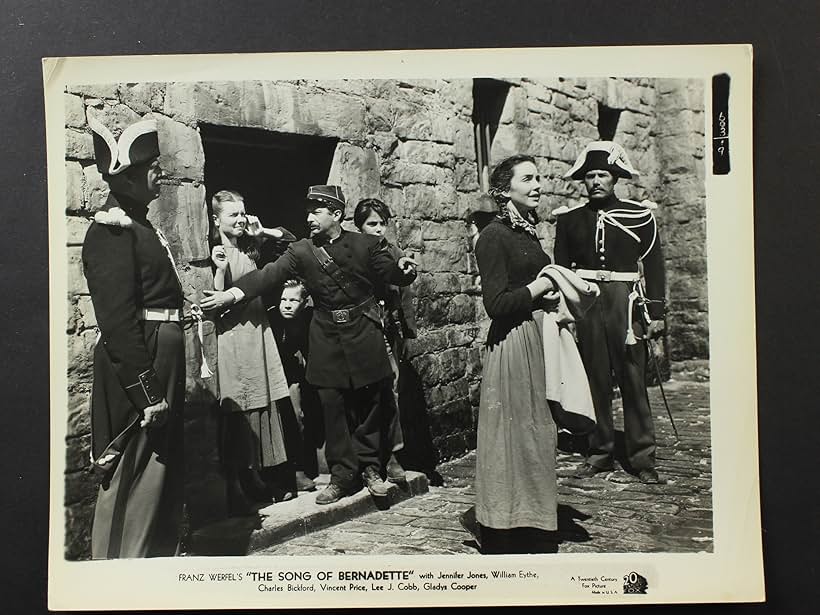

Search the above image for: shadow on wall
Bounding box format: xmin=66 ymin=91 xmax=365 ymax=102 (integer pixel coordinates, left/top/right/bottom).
xmin=395 ymin=360 xmax=444 ymax=486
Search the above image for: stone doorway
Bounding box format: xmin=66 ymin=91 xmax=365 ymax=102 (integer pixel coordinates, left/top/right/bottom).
xmin=201 ymin=124 xmax=339 ymax=246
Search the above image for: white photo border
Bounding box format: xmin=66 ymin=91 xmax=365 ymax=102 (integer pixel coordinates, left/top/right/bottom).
xmin=45 ymin=45 xmax=760 ymax=609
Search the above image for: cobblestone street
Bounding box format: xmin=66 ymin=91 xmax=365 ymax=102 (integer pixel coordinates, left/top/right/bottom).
xmin=256 ymin=380 xmax=712 ymax=556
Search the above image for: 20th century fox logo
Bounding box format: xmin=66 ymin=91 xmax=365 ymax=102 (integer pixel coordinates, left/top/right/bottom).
xmin=623 ymin=572 xmax=649 ymax=594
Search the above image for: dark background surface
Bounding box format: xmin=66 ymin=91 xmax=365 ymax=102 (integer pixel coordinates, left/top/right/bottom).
xmin=1 ymin=1 xmax=817 ymax=613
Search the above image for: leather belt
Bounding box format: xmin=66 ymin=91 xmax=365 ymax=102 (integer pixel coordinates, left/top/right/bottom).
xmin=316 ymin=297 xmax=377 ymax=324
xmin=140 ymin=307 xmax=182 ymax=322
xmin=575 ymin=269 xmax=641 ymax=283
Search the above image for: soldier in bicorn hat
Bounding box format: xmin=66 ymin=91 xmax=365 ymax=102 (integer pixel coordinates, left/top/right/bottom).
xmin=201 ymin=185 xmax=418 ymax=504
xmin=553 ymin=141 xmax=666 ymax=484
xmin=82 ymin=110 xmax=185 ymax=557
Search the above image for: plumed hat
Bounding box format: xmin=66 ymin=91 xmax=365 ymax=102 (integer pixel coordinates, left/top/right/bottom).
xmin=305 ymin=185 xmax=346 ymax=212
xmin=87 ymin=109 xmax=160 ymax=175
xmin=564 ymin=141 xmax=639 ymax=180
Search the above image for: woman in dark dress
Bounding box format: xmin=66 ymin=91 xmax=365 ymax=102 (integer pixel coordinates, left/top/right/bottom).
xmin=471 ymin=154 xmax=560 ymax=554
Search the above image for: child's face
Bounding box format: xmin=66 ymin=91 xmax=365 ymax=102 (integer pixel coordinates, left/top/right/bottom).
xmin=279 ymin=287 xmax=306 ymax=319
xmin=360 ymin=210 xmax=387 ymax=237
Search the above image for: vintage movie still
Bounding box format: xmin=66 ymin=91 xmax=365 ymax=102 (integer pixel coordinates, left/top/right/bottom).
xmin=45 ymin=46 xmax=760 ymax=609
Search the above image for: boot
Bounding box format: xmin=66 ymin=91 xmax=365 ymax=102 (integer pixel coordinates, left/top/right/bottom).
xmin=385 ymin=454 xmax=407 ymax=484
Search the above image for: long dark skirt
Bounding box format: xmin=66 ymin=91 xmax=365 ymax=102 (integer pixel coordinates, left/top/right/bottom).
xmin=475 ymin=311 xmax=558 ymax=532
xmin=219 ymin=401 xmax=289 ymax=470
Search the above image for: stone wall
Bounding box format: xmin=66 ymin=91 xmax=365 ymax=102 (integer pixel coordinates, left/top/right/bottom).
xmin=63 ymin=77 xmax=706 ymax=558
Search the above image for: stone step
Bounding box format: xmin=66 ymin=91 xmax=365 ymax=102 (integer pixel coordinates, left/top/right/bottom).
xmin=186 ymin=471 xmax=429 ymax=556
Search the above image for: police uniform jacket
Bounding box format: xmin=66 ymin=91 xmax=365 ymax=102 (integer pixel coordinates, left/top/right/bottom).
xmin=82 ymin=195 xmax=184 ymax=462
xmin=378 ymin=242 xmax=418 ymax=343
xmin=233 ymin=230 xmax=416 ymax=390
xmin=553 ymin=195 xmax=665 ymax=320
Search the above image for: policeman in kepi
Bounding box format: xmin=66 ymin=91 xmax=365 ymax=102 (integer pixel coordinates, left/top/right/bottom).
xmin=553 ymin=141 xmax=667 ymax=484
xmin=201 ymin=185 xmax=418 ymax=505
xmin=83 ymin=110 xmax=185 ymax=558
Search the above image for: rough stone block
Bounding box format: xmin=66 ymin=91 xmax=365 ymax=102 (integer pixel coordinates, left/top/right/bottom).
xmin=379 ymin=187 xmax=406 ymax=218
xmin=65 ymin=94 xmax=86 ymax=128
xmin=498 ymin=85 xmax=527 ymax=125
xmin=447 ymin=294 xmax=476 ymax=324
xmin=412 ymin=272 xmax=454 ymax=299
xmin=65 ymin=129 xmax=93 ymax=161
xmin=394 ymin=218 xmax=423 ymax=251
xmin=421 ymin=220 xmax=467 ymax=242
xmin=393 ymin=106 xmax=454 ymax=144
xmin=65 ymin=502 xmax=94 ymax=560
xmin=150 ymin=114 xmax=205 ymax=181
xmin=67 ymin=245 xmax=88 ymax=295
xmin=76 ymin=295 xmax=97 ymax=330
xmin=439 ymin=79 xmax=473 ymax=115
xmin=428 ymin=399 xmax=474 ymax=435
xmin=82 ymin=164 xmax=110 ymax=213
xmin=396 ymin=140 xmax=455 ymax=168
xmin=454 ymin=159 xmax=479 ymax=192
xmin=568 ymin=96 xmax=597 ymax=123
xmin=67 ymin=386 xmax=92 ymax=439
xmin=68 ymin=83 xmax=120 ymax=99
xmin=85 ymin=101 xmax=143 ymax=137
xmin=65 ymin=470 xmax=97 ymax=506
xmin=65 ymin=161 xmax=84 ymax=212
xmin=294 ymin=89 xmax=367 ymax=140
xmin=66 ymin=434 xmax=92 ymax=473
xmin=67 ymin=329 xmax=97 ymax=382
xmin=260 ymin=83 xmax=299 ymax=132
xmin=552 ymin=91 xmax=571 ymax=111
xmin=414 ymin=347 xmax=469 ymax=386
xmin=148 ymin=182 xmax=209 ymax=263
xmin=163 ymin=82 xmax=198 ymax=126
xmin=181 ymin=81 xmax=243 ymax=126
xmin=455 ymin=191 xmax=484 ymax=220
xmin=489 ymin=123 xmax=522 ymax=162
xmin=327 ymin=143 xmax=381 ymax=214
xmin=403 ymin=183 xmax=457 ymax=220
xmin=387 ymin=161 xmax=453 ymax=187
xmin=66 ymin=215 xmax=91 ymax=245
xmin=365 ymin=97 xmax=403 ymax=134
xmin=452 ymin=117 xmax=477 ymax=160
xmin=119 ymin=82 xmax=166 ymax=114
xmin=419 ymin=239 xmax=467 ymax=273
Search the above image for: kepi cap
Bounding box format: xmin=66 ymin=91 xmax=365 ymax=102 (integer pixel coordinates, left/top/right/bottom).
xmin=564 ymin=141 xmax=639 ymax=180
xmin=305 ymin=185 xmax=346 ymax=212
xmin=87 ymin=109 xmax=160 ymax=175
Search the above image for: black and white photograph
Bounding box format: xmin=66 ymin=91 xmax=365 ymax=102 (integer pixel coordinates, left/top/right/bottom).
xmin=46 ymin=46 xmax=761 ymax=609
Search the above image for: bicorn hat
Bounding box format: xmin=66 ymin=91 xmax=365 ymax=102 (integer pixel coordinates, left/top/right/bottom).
xmin=305 ymin=185 xmax=346 ymax=212
xmin=87 ymin=110 xmax=160 ymax=176
xmin=564 ymin=141 xmax=639 ymax=180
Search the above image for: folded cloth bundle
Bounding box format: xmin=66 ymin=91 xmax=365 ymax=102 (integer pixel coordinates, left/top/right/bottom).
xmin=537 ymin=264 xmax=600 ymax=435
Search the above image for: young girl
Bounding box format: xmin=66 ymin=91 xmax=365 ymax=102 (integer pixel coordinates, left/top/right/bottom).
xmin=210 ymin=189 xmax=295 ymax=515
xmin=353 ymin=198 xmax=419 ymax=484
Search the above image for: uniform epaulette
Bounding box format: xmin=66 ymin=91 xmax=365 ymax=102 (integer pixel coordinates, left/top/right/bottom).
xmin=551 ymin=202 xmax=586 ymax=216
xmin=622 ymin=198 xmax=658 ymax=210
xmin=93 ymin=207 xmax=133 ymax=228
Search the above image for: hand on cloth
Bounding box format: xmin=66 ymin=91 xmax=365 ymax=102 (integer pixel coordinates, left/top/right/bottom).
xmin=200 ymin=289 xmax=236 ymax=311
xmin=539 ymin=289 xmax=561 ymax=311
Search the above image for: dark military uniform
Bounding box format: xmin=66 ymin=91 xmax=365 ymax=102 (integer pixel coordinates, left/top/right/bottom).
xmin=83 ymin=194 xmax=185 ymax=559
xmin=232 ymin=230 xmax=416 ymax=487
xmin=554 ymin=194 xmax=665 ymax=472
